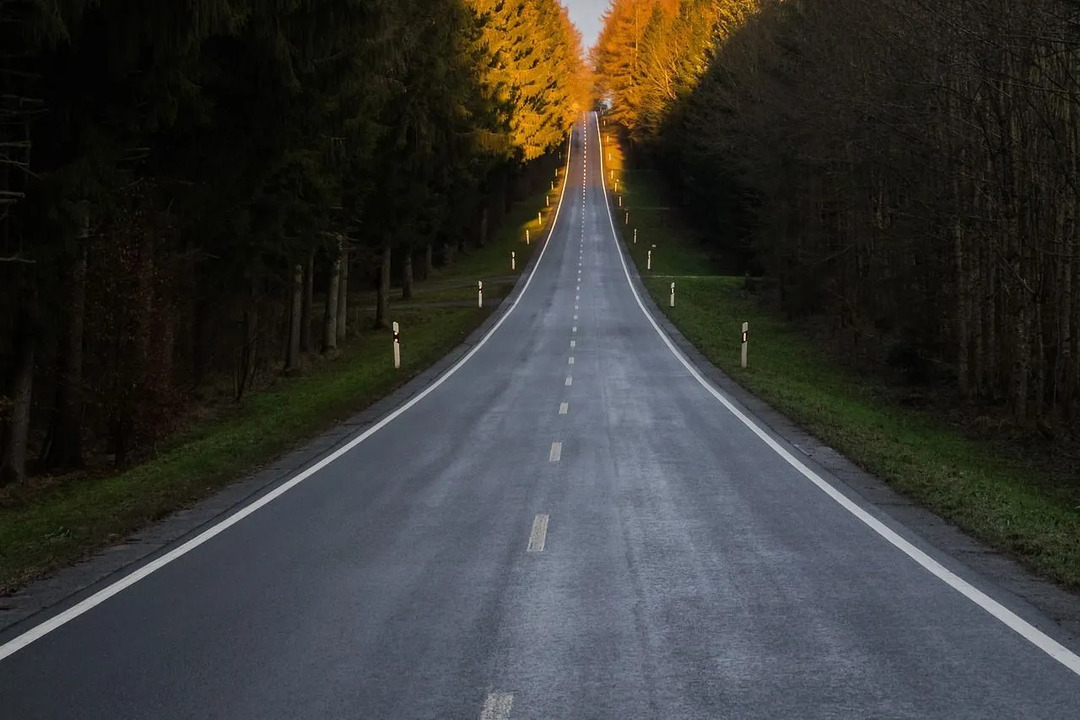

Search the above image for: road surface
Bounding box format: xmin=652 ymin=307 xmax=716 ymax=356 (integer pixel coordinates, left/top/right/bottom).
xmin=1 ymin=112 xmax=1079 ymax=718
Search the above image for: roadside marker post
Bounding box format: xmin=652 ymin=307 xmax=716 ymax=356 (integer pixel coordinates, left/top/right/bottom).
xmin=551 ymin=180 xmax=555 ymax=190
xmin=741 ymin=322 xmax=749 ymax=368
xmin=670 ymin=282 xmax=675 ymax=307
xmin=526 ymin=229 xmax=530 ymax=245
xmin=511 ymin=251 xmax=516 ymax=271
xmin=618 ymin=196 xmax=622 ymax=208
xmin=478 ymin=281 xmax=483 ymax=308
xmin=625 ymin=211 xmax=629 ymax=225
xmin=614 ymin=179 xmax=619 ymax=192
xmin=392 ymin=322 xmax=401 ymax=369
xmin=647 ymin=249 xmax=652 ymax=271
xmin=633 ymin=228 xmax=637 ymax=244
xmin=538 ymin=211 xmax=542 ymax=225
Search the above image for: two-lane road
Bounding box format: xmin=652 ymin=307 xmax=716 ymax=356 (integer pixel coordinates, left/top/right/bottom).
xmin=1 ymin=113 xmax=1079 ymax=718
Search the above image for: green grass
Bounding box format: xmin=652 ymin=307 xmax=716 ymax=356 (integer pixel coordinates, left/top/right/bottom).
xmin=0 ymin=175 xmax=563 ymax=594
xmin=608 ymin=144 xmax=1080 ymax=591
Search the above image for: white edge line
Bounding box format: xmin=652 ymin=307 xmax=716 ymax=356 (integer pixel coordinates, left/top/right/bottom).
xmin=592 ymin=110 xmax=1080 ymax=677
xmin=0 ymin=128 xmax=579 ymax=664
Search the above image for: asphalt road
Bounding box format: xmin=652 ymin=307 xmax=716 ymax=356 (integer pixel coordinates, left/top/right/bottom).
xmin=2 ymin=113 xmax=1080 ymax=719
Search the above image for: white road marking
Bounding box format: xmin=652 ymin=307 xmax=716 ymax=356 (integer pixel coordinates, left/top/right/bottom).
xmin=480 ymin=692 xmax=514 ymax=720
xmin=570 ymin=340 xmax=576 ymax=348
xmin=549 ymin=442 xmax=562 ymax=462
xmin=591 ymin=111 xmax=1080 ymax=678
xmin=574 ymin=313 xmax=578 ymax=319
xmin=559 ymin=402 xmax=568 ymax=415
xmin=0 ymin=118 xmax=581 ymax=667
xmin=568 ymin=356 xmax=574 ymax=365
xmin=572 ymin=326 xmax=577 ymax=333
xmin=527 ymin=514 xmax=549 ymax=552
xmin=565 ymin=376 xmax=573 ymax=386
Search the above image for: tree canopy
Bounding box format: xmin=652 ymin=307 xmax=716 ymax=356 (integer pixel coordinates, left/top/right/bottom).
xmin=0 ymin=0 xmax=587 ymax=483
xmin=595 ymin=0 xmax=1080 ymax=430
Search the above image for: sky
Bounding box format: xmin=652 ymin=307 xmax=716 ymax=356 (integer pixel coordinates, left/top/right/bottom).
xmin=563 ymin=0 xmax=609 ymax=51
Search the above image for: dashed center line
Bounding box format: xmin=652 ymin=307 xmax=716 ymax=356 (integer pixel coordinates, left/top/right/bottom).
xmin=549 ymin=441 xmax=562 ymax=462
xmin=559 ymin=402 xmax=568 ymax=414
xmin=565 ymin=376 xmax=573 ymax=386
xmin=572 ymin=326 xmax=577 ymax=332
xmin=527 ymin=514 xmax=549 ymax=553
xmin=570 ymin=340 xmax=576 ymax=348
xmin=480 ymin=692 xmax=514 ymax=720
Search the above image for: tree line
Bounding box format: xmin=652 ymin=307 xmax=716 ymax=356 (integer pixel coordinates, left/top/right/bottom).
xmin=0 ymin=0 xmax=588 ymax=484
xmin=594 ymin=0 xmax=1080 ymax=433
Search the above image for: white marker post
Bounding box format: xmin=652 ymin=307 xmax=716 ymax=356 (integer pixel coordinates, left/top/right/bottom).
xmin=625 ymin=211 xmax=629 ymax=225
xmin=741 ymin=322 xmax=749 ymax=368
xmin=647 ymin=250 xmax=652 ymax=271
xmin=633 ymin=228 xmax=637 ymax=245
xmin=537 ymin=211 xmax=542 ymax=225
xmin=670 ymin=282 xmax=675 ymax=307
xmin=546 ymin=195 xmax=550 ymax=208
xmin=551 ymin=180 xmax=555 ymax=190
xmin=618 ymin=196 xmax=622 ymax=208
xmin=511 ymin=251 xmax=516 ymax=270
xmin=525 ymin=229 xmax=530 ymax=245
xmin=392 ymin=322 xmax=401 ymax=369
xmin=478 ymin=280 xmax=483 ymax=308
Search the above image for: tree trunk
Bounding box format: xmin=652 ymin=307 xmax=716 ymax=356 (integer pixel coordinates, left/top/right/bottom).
xmin=300 ymin=250 xmax=314 ymax=353
xmin=402 ymin=250 xmax=414 ymax=301
xmin=375 ymin=238 xmax=391 ymax=329
xmin=0 ymin=307 xmax=35 ymax=486
xmin=424 ymin=244 xmax=434 ymax=279
xmin=285 ymin=263 xmax=303 ymax=374
xmin=44 ymin=232 xmax=88 ymax=469
xmin=479 ymin=205 xmax=489 ymax=248
xmin=234 ymin=298 xmax=259 ymax=404
xmin=954 ymin=219 xmax=970 ymax=397
xmin=323 ymin=240 xmax=341 ymax=354
xmin=1012 ymin=295 xmax=1031 ymax=424
xmin=336 ymin=246 xmax=348 ymax=341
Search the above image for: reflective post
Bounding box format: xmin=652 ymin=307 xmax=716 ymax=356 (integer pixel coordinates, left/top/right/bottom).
xmin=392 ymin=322 xmax=401 ymax=369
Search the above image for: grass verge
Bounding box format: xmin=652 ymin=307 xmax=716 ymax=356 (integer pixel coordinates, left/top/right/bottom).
xmin=0 ymin=174 xmax=563 ymax=594
xmin=605 ymin=138 xmax=1080 ymax=591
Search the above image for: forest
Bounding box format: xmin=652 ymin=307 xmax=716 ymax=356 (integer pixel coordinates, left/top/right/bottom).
xmin=593 ymin=0 xmax=1080 ymax=436
xmin=0 ymin=0 xmax=588 ymax=486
